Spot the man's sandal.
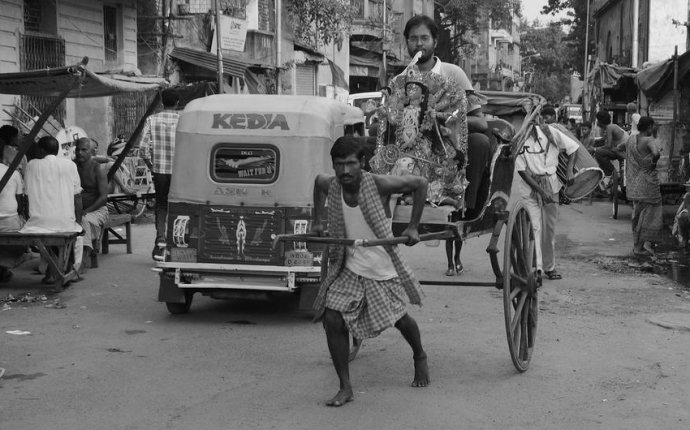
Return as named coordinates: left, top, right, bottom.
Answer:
left=544, top=270, right=562, bottom=280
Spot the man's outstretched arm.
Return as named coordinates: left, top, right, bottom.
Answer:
left=312, top=174, right=332, bottom=235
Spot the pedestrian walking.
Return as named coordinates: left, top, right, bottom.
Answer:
left=625, top=116, right=662, bottom=256
left=140, top=89, right=180, bottom=260
left=515, top=113, right=579, bottom=279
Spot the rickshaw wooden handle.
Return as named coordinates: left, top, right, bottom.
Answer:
left=272, top=230, right=456, bottom=249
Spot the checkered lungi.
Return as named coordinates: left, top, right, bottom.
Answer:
left=81, top=205, right=109, bottom=251
left=325, top=268, right=407, bottom=339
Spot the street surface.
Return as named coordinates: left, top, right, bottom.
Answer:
left=2, top=200, right=690, bottom=430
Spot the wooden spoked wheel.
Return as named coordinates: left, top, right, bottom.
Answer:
left=503, top=201, right=539, bottom=372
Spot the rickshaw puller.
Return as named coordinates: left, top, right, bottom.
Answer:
left=312, top=136, right=429, bottom=407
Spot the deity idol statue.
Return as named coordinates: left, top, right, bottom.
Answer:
left=371, top=65, right=469, bottom=208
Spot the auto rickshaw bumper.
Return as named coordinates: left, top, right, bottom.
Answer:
left=154, top=261, right=321, bottom=302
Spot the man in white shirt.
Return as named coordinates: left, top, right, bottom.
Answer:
left=516, top=107, right=579, bottom=280
left=0, top=160, right=24, bottom=282
left=20, top=136, right=83, bottom=281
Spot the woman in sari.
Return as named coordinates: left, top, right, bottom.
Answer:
left=624, top=116, right=662, bottom=256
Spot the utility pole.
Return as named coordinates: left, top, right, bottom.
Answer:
left=381, top=0, right=388, bottom=88
left=582, top=0, right=591, bottom=120
left=215, top=0, right=224, bottom=93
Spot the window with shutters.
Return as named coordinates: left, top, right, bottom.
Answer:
left=295, top=64, right=315, bottom=96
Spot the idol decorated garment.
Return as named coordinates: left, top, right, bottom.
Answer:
left=371, top=66, right=468, bottom=207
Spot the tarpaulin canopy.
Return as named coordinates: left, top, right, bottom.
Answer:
left=588, top=61, right=637, bottom=91
left=479, top=90, right=546, bottom=117
left=0, top=58, right=168, bottom=194
left=0, top=64, right=167, bottom=98
left=636, top=50, right=690, bottom=101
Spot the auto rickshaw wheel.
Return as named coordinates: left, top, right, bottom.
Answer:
left=502, top=201, right=539, bottom=372
left=166, top=290, right=194, bottom=314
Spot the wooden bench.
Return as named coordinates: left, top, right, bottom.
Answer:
left=101, top=213, right=133, bottom=255
left=0, top=231, right=81, bottom=290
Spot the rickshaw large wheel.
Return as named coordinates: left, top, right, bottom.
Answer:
left=319, top=245, right=361, bottom=362
left=166, top=290, right=194, bottom=314
left=503, top=201, right=539, bottom=372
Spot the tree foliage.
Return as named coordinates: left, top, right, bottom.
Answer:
left=435, top=0, right=520, bottom=64
left=521, top=22, right=577, bottom=103
left=285, top=0, right=356, bottom=48
left=539, top=0, right=591, bottom=75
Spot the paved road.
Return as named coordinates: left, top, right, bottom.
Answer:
left=1, top=201, right=689, bottom=429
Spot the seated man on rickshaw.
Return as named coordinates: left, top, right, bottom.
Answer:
left=591, top=110, right=629, bottom=180
left=370, top=14, right=491, bottom=217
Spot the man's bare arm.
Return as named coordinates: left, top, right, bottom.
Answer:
left=74, top=194, right=83, bottom=224
left=311, top=174, right=332, bottom=234
left=517, top=170, right=554, bottom=204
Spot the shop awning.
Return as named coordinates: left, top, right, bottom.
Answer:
left=636, top=50, right=690, bottom=101
left=587, top=62, right=637, bottom=91
left=169, top=47, right=248, bottom=79
left=0, top=63, right=167, bottom=97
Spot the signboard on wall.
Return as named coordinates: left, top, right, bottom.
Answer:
left=211, top=15, right=248, bottom=52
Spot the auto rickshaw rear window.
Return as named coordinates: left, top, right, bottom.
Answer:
left=211, top=144, right=279, bottom=184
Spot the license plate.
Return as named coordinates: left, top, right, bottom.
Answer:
left=284, top=250, right=313, bottom=267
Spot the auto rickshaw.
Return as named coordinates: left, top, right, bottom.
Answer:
left=156, top=95, right=364, bottom=314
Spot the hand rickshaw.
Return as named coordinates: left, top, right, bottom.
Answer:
left=277, top=84, right=601, bottom=372
left=274, top=89, right=548, bottom=372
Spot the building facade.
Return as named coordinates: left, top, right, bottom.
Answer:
left=592, top=0, right=689, bottom=68
left=348, top=0, right=434, bottom=93
left=459, top=10, right=521, bottom=92
left=0, top=0, right=139, bottom=146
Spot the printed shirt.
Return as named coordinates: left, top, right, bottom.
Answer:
left=516, top=125, right=579, bottom=195
left=140, top=110, right=179, bottom=174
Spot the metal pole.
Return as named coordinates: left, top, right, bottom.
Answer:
left=381, top=0, right=387, bottom=87
left=632, top=0, right=639, bottom=67
left=668, top=45, right=679, bottom=180
left=583, top=0, right=591, bottom=117
left=275, top=0, right=282, bottom=94
left=215, top=0, right=224, bottom=94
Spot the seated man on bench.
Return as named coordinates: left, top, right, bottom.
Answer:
left=0, top=150, right=26, bottom=282
left=20, top=136, right=83, bottom=282
left=75, top=138, right=109, bottom=269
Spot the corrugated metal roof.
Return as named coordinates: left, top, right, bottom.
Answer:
left=169, top=47, right=248, bottom=79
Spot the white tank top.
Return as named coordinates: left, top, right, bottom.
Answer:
left=342, top=192, right=397, bottom=280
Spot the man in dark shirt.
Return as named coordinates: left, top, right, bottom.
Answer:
left=75, top=138, right=109, bottom=269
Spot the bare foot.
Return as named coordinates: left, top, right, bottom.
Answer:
left=326, top=388, right=354, bottom=407
left=411, top=354, right=430, bottom=387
